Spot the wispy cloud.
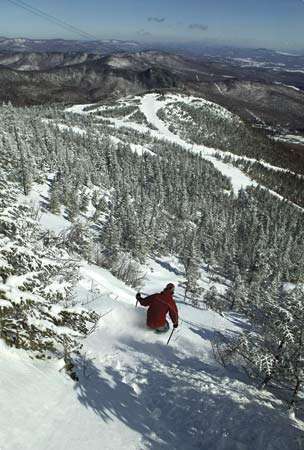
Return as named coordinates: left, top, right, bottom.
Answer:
left=188, top=23, right=208, bottom=32
left=137, top=29, right=152, bottom=36
left=147, top=17, right=166, bottom=23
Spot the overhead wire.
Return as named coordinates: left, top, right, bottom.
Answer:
left=5, top=0, right=100, bottom=41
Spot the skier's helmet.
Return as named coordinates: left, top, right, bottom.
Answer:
left=165, top=283, right=175, bottom=292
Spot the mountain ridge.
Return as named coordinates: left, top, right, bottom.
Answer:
left=0, top=50, right=303, bottom=134
left=0, top=36, right=142, bottom=53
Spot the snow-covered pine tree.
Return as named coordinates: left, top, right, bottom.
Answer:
left=226, top=273, right=248, bottom=311
left=180, top=232, right=202, bottom=306
left=49, top=179, right=61, bottom=215
left=0, top=177, right=98, bottom=359
left=222, top=281, right=304, bottom=410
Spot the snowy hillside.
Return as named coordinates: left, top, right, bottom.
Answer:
left=67, top=93, right=261, bottom=194
left=1, top=92, right=304, bottom=449
left=1, top=251, right=303, bottom=450
left=0, top=181, right=303, bottom=450
left=67, top=92, right=304, bottom=208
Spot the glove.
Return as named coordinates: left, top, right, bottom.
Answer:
left=136, top=293, right=141, bottom=300
left=173, top=323, right=178, bottom=329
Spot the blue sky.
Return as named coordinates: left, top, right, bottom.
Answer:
left=1, top=0, right=304, bottom=50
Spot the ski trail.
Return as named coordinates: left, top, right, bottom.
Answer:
left=66, top=98, right=303, bottom=179
left=138, top=94, right=304, bottom=211
left=138, top=94, right=256, bottom=194
left=215, top=83, right=224, bottom=95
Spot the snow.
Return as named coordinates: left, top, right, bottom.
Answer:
left=138, top=94, right=304, bottom=210
left=0, top=299, right=11, bottom=308
left=274, top=82, right=302, bottom=92
left=273, top=134, right=304, bottom=145
left=21, top=177, right=72, bottom=235
left=65, top=93, right=303, bottom=206
left=246, top=108, right=265, bottom=124
left=1, top=256, right=303, bottom=450
left=275, top=51, right=300, bottom=57
left=65, top=103, right=96, bottom=114
left=39, top=211, right=71, bottom=234
left=107, top=56, right=132, bottom=68
left=215, top=83, right=224, bottom=94
left=138, top=94, right=261, bottom=194
left=232, top=58, right=268, bottom=68
left=18, top=64, right=40, bottom=71
left=0, top=281, right=43, bottom=305
left=42, top=119, right=86, bottom=136
left=56, top=123, right=86, bottom=135
left=2, top=71, right=304, bottom=450
left=129, top=143, right=155, bottom=156
left=3, top=176, right=304, bottom=448
left=284, top=69, right=304, bottom=74
left=109, top=137, right=155, bottom=157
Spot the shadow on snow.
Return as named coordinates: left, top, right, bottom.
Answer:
left=74, top=338, right=303, bottom=450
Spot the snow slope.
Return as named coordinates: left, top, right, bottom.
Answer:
left=66, top=93, right=304, bottom=205
left=100, top=94, right=256, bottom=195
left=137, top=94, right=304, bottom=210
left=1, top=253, right=303, bottom=450
left=4, top=95, right=301, bottom=449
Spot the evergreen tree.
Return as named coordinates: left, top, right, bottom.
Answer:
left=49, top=180, right=61, bottom=214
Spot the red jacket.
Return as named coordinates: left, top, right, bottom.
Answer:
left=139, top=291, right=178, bottom=329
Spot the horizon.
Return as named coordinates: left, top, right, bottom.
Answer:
left=1, top=0, right=304, bottom=52
left=0, top=35, right=303, bottom=54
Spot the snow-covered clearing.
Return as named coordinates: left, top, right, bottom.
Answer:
left=275, top=51, right=300, bottom=57
left=42, top=119, right=86, bottom=136
left=21, top=176, right=72, bottom=234
left=65, top=103, right=96, bottom=114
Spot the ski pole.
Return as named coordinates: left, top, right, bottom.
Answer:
left=166, top=328, right=175, bottom=345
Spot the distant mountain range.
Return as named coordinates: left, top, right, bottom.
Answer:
left=0, top=44, right=303, bottom=134
left=0, top=37, right=142, bottom=54
left=1, top=37, right=303, bottom=63
left=0, top=51, right=101, bottom=71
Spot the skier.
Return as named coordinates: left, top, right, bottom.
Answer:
left=136, top=283, right=179, bottom=333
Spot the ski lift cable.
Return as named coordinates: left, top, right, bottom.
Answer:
left=6, top=0, right=99, bottom=40
left=5, top=0, right=100, bottom=41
